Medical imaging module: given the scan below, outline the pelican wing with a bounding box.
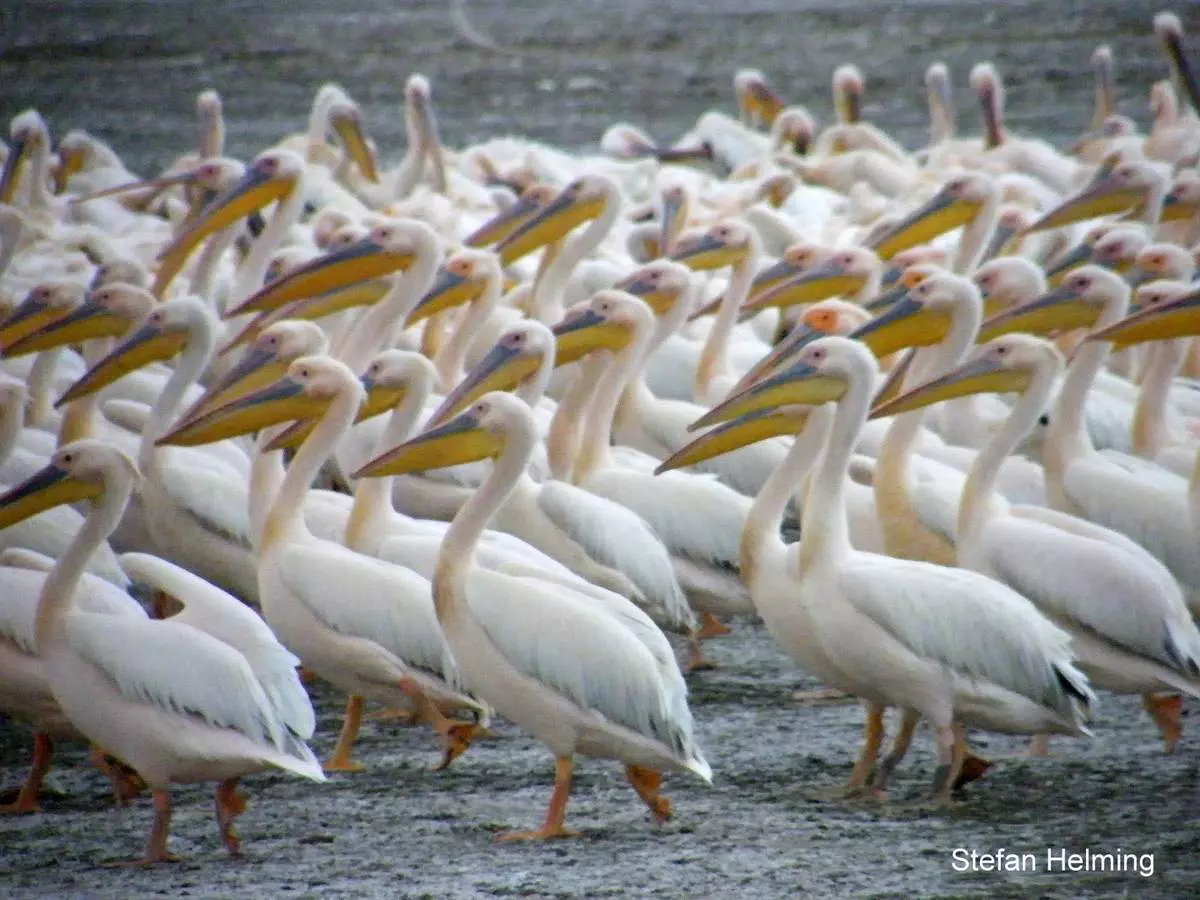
[465,568,706,775]
[67,612,286,750]
[118,552,316,739]
[158,448,253,548]
[537,480,694,629]
[840,557,1094,713]
[278,540,456,683]
[1062,457,1198,590]
[984,508,1200,677]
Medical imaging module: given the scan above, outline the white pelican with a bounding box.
[876,335,1200,753]
[355,391,710,839]
[0,440,324,861]
[693,336,1094,805]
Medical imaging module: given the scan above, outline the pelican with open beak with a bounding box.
[153,150,304,298]
[226,219,420,319]
[868,174,993,261]
[1024,160,1167,235]
[495,175,615,267]
[0,111,49,205]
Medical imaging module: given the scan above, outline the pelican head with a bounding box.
[1128,243,1195,287]
[1161,170,1200,223]
[1088,227,1148,276]
[692,335,874,429]
[973,257,1047,313]
[550,288,653,368]
[158,355,360,448]
[1155,12,1200,114]
[465,182,557,248]
[408,249,502,327]
[734,69,783,128]
[773,108,816,156]
[848,268,979,358]
[980,264,1128,339]
[53,130,95,194]
[196,88,224,158]
[657,403,811,474]
[733,300,872,394]
[496,173,618,266]
[869,172,995,260]
[0,110,50,204]
[228,216,435,319]
[328,99,379,183]
[1089,279,1200,345]
[832,65,865,125]
[925,61,955,139]
[1026,160,1167,234]
[4,281,153,358]
[430,320,555,425]
[671,220,756,272]
[355,390,534,479]
[0,281,87,353]
[710,241,824,318]
[0,439,139,529]
[154,149,305,297]
[613,258,693,319]
[969,63,1005,149]
[871,334,1059,420]
[59,298,212,406]
[739,246,878,320]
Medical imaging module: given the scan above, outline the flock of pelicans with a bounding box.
[3,9,1200,868]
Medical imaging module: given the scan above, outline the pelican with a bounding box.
[0,440,324,861]
[355,391,711,839]
[693,336,1094,805]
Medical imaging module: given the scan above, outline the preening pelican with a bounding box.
[355,391,710,839]
[0,440,324,862]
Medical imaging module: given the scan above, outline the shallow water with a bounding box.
[0,1,1195,175]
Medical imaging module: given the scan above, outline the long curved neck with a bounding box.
[696,250,756,403]
[953,194,1000,275]
[741,405,832,583]
[532,193,620,324]
[141,323,215,474]
[390,106,426,201]
[436,283,499,392]
[958,359,1057,544]
[232,177,307,305]
[339,249,438,371]
[27,137,53,211]
[192,225,239,309]
[36,476,130,646]
[798,378,870,569]
[306,94,334,160]
[25,348,60,428]
[575,328,652,482]
[57,340,111,447]
[248,425,288,548]
[546,354,604,481]
[1132,339,1187,458]
[433,416,535,624]
[0,399,22,463]
[260,385,359,553]
[344,380,429,551]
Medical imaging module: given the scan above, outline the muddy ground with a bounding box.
[1,621,1196,898]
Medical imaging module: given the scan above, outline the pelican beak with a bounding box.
[657,406,806,473]
[1159,18,1200,115]
[870,353,1031,419]
[978,283,1096,340]
[1024,174,1143,234]
[407,268,482,326]
[848,292,947,358]
[0,461,104,530]
[465,191,548,247]
[980,221,1019,264]
[1088,287,1200,345]
[221,279,391,352]
[228,236,414,318]
[429,342,540,426]
[0,291,70,353]
[330,109,379,183]
[732,323,827,393]
[741,81,784,127]
[614,273,677,317]
[550,307,632,366]
[659,191,686,257]
[157,374,328,447]
[865,279,910,312]
[53,144,86,195]
[1160,186,1200,222]
[691,360,846,430]
[670,233,742,272]
[2,297,132,359]
[69,169,198,206]
[1044,241,1093,285]
[749,257,807,298]
[354,409,504,478]
[267,369,408,452]
[0,136,30,204]
[739,260,864,321]
[58,320,187,406]
[871,346,918,408]
[1124,266,1151,289]
[869,185,980,260]
[178,345,286,425]
[497,186,604,266]
[686,293,724,322]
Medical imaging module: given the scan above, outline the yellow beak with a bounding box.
[465,190,550,248]
[330,111,379,183]
[3,297,135,359]
[738,261,865,320]
[691,361,847,430]
[407,268,485,327]
[53,145,87,195]
[267,373,409,452]
[870,353,1033,419]
[0,291,72,353]
[0,461,104,530]
[353,408,505,478]
[869,187,981,261]
[153,160,296,298]
[977,284,1097,341]
[1024,176,1144,234]
[496,188,605,266]
[847,294,950,359]
[1088,289,1200,345]
[221,279,392,352]
[0,136,31,205]
[613,271,682,318]
[429,341,541,426]
[549,307,633,366]
[732,323,829,395]
[157,375,330,448]
[657,406,805,474]
[670,233,744,272]
[228,236,414,318]
[58,324,188,406]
